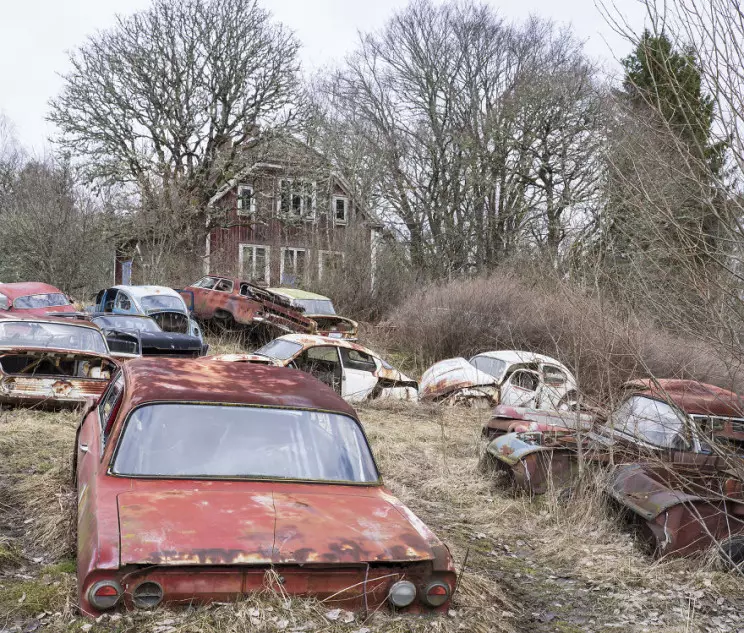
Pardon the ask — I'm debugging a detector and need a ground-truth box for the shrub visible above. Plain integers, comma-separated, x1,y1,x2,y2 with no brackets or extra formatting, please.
384,269,736,397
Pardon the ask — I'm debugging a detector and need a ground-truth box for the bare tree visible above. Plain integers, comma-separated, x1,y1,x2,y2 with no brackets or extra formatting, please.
313,1,603,276
0,158,112,295
49,0,304,240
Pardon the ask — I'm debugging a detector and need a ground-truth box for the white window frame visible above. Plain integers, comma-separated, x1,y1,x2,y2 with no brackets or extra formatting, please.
237,184,255,215
318,250,345,280
280,247,308,284
333,195,348,225
238,244,270,285
278,179,316,221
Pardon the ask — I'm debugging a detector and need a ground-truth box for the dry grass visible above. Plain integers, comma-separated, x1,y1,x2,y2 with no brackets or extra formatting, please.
1,399,744,632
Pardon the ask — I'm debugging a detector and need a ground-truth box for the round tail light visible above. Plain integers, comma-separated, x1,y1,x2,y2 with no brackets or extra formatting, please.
423,580,451,607
88,580,122,610
132,581,164,609
388,580,417,608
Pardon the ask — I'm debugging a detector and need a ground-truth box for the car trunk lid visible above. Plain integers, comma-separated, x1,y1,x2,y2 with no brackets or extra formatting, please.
117,488,435,566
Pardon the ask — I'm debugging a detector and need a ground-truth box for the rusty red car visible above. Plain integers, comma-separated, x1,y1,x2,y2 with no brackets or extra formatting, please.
74,358,456,616
0,282,77,317
179,276,316,338
0,315,118,408
482,379,744,563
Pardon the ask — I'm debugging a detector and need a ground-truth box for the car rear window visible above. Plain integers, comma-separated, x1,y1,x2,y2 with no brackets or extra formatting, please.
140,295,184,312
13,293,70,309
112,404,379,483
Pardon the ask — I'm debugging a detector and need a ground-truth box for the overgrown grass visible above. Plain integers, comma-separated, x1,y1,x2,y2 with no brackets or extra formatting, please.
1,400,743,632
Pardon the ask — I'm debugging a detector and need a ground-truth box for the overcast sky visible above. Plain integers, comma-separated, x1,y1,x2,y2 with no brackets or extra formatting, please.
0,0,647,152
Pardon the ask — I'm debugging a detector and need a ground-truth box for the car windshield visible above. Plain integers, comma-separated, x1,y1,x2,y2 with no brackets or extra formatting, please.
13,293,70,309
295,299,336,315
255,338,303,360
469,356,508,380
192,277,219,289
93,316,161,333
112,404,379,483
0,321,108,354
140,295,184,312
609,395,689,449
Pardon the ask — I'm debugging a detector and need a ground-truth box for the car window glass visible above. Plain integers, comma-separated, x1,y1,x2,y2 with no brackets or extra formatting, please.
194,277,219,289
610,395,688,449
13,293,71,309
255,339,303,360
99,373,125,444
114,292,132,311
510,370,538,391
0,293,7,310
543,365,567,386
112,404,379,483
470,356,507,379
340,348,376,372
214,279,234,292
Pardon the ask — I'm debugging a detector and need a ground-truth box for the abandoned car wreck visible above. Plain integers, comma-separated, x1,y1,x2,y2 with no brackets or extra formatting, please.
179,275,316,337
482,379,744,562
208,334,418,402
419,351,578,409
75,358,456,616
0,316,118,408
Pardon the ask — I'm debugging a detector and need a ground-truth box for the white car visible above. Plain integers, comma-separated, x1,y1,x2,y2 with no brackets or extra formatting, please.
92,285,203,342
419,350,578,409
209,334,418,403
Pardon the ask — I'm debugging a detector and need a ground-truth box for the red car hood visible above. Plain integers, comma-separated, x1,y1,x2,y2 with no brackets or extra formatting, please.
117,487,437,566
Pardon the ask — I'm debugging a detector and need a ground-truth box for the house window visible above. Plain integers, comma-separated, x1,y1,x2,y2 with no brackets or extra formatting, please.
278,179,315,220
318,250,345,280
280,247,307,285
237,184,255,215
333,196,348,224
239,244,270,285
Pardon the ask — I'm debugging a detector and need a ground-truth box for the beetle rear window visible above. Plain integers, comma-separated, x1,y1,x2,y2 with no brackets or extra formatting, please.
112,404,379,483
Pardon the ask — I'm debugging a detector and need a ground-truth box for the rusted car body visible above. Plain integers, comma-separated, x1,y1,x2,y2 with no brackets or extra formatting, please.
484,379,744,561
209,334,418,402
0,282,77,317
0,316,118,408
268,287,359,340
482,404,594,440
180,276,316,336
420,351,578,409
608,462,744,560
75,359,455,616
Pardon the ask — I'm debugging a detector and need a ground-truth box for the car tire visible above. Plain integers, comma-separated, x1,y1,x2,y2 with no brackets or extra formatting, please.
719,536,744,571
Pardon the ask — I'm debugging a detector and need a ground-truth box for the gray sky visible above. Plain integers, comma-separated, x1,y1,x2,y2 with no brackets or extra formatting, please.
0,0,647,152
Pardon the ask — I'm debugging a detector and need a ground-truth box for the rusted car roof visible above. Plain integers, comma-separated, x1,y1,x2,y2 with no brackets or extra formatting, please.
623,379,744,418
0,282,66,299
122,357,359,417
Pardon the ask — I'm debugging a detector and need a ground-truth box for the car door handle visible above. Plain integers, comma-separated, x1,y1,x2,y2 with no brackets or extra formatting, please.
79,443,89,453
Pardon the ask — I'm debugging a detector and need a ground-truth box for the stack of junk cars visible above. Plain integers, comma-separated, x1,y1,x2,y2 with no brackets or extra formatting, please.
5,277,744,616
